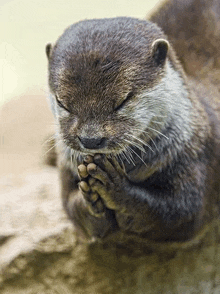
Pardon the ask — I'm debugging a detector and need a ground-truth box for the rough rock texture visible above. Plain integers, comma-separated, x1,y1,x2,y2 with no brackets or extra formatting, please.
1,92,220,293
0,167,220,294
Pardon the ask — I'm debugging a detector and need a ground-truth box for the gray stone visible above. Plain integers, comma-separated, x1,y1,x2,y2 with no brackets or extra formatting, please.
0,167,220,293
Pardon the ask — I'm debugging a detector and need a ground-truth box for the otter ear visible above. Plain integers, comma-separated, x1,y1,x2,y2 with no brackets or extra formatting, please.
151,39,169,66
46,43,53,59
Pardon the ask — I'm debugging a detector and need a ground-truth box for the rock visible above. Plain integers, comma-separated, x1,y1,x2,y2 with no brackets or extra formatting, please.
0,166,220,293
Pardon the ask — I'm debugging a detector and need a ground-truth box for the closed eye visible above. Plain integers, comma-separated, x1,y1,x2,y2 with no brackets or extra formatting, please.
55,95,70,112
115,91,134,111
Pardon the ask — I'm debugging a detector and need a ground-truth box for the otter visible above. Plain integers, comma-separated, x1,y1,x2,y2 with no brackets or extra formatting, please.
45,1,220,243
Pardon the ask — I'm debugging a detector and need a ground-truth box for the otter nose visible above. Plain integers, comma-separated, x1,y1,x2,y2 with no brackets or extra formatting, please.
78,136,107,149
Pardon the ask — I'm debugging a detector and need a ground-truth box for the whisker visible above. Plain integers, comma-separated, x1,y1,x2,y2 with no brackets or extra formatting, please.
43,139,59,156
41,134,55,147
146,126,169,139
120,142,134,165
124,138,146,153
129,134,154,153
117,143,131,164
125,147,136,166
132,128,159,152
122,151,131,164
127,146,147,166
116,153,125,169
126,135,146,152
144,134,159,152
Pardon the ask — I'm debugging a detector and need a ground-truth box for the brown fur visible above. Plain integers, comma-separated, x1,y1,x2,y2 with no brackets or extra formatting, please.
45,1,220,245
149,0,220,76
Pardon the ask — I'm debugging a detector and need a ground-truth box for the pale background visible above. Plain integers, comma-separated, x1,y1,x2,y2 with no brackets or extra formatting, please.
0,0,160,175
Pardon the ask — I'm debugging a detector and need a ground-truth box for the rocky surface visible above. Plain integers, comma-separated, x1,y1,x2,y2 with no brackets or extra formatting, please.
0,167,220,294
1,92,220,293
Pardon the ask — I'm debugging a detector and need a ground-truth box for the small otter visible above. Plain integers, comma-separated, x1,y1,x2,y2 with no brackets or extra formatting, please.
46,7,220,242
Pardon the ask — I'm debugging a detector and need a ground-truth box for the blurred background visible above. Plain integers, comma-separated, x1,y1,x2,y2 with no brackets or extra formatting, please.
0,0,160,176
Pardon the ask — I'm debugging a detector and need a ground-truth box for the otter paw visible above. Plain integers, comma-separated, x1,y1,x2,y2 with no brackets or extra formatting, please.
79,180,105,217
77,155,94,179
86,158,122,210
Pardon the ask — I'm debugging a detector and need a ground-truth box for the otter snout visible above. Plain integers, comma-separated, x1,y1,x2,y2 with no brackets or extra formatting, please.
78,136,107,150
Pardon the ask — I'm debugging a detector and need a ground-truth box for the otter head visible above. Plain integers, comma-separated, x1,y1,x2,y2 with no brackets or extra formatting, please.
46,18,174,157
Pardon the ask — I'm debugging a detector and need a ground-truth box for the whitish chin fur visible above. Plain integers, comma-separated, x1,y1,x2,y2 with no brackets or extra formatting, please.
135,61,193,144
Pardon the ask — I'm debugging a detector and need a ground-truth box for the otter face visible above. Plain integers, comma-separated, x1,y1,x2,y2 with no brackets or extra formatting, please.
46,18,171,156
